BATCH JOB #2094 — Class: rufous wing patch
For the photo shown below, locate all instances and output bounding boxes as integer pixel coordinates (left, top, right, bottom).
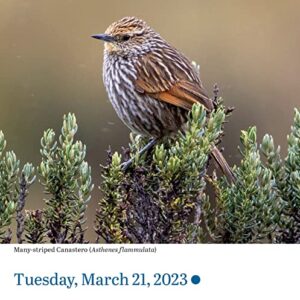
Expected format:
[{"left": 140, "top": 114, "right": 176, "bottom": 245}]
[{"left": 136, "top": 79, "right": 213, "bottom": 112}]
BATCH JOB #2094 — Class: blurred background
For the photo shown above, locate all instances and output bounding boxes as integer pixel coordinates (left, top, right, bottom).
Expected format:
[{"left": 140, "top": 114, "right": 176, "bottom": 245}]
[{"left": 1, "top": 0, "right": 299, "bottom": 241}]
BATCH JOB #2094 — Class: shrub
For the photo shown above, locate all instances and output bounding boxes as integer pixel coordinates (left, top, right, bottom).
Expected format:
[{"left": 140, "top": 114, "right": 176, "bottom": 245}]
[{"left": 0, "top": 99, "right": 299, "bottom": 244}]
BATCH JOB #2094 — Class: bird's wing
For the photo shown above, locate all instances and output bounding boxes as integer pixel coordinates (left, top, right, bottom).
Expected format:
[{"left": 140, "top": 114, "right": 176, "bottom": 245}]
[{"left": 134, "top": 50, "right": 213, "bottom": 111}]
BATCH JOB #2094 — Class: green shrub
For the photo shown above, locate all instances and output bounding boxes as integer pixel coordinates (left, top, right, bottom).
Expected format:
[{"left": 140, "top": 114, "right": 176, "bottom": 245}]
[{"left": 0, "top": 102, "right": 299, "bottom": 244}]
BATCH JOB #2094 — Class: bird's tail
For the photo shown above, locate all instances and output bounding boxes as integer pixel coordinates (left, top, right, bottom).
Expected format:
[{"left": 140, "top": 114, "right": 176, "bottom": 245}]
[{"left": 211, "top": 146, "right": 235, "bottom": 183}]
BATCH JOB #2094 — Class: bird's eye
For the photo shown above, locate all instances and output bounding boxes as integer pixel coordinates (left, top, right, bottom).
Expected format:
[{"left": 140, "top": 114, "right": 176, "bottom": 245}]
[{"left": 121, "top": 34, "right": 131, "bottom": 42}]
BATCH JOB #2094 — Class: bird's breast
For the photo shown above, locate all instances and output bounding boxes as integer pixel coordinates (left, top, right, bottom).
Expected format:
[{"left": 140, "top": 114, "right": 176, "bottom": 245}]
[{"left": 102, "top": 54, "right": 187, "bottom": 137}]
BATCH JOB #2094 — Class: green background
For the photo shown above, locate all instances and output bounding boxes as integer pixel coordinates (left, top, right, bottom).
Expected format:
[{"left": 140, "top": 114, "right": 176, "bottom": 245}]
[{"left": 0, "top": 0, "right": 299, "bottom": 241}]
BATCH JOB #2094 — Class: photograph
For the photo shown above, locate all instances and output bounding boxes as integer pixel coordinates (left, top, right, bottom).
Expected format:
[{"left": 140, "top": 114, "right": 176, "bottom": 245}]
[
  {"left": 1, "top": 1, "right": 300, "bottom": 299},
  {"left": 0, "top": 0, "right": 299, "bottom": 245}
]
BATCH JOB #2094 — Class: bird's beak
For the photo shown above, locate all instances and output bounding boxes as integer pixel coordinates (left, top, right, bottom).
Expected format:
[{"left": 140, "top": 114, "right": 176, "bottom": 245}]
[{"left": 91, "top": 34, "right": 115, "bottom": 43}]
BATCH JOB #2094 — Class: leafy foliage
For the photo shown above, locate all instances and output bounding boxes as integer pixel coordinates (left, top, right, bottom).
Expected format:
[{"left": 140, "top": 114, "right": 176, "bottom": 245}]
[
  {"left": 96, "top": 104, "right": 300, "bottom": 244},
  {"left": 39, "top": 113, "right": 94, "bottom": 243},
  {"left": 0, "top": 132, "right": 35, "bottom": 243},
  {"left": 16, "top": 164, "right": 36, "bottom": 243},
  {"left": 0, "top": 103, "right": 299, "bottom": 244},
  {"left": 96, "top": 104, "right": 228, "bottom": 243},
  {"left": 261, "top": 109, "right": 300, "bottom": 243},
  {"left": 0, "top": 131, "right": 19, "bottom": 239},
  {"left": 24, "top": 210, "right": 46, "bottom": 244},
  {"left": 204, "top": 127, "right": 281, "bottom": 243}
]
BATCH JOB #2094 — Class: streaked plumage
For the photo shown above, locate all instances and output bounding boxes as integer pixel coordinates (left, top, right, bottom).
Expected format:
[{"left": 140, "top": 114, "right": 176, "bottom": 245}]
[{"left": 92, "top": 16, "right": 234, "bottom": 180}]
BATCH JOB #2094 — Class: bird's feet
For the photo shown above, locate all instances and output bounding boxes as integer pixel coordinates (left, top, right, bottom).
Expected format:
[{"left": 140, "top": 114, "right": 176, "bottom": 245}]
[
  {"left": 121, "top": 158, "right": 134, "bottom": 171},
  {"left": 120, "top": 138, "right": 158, "bottom": 172}
]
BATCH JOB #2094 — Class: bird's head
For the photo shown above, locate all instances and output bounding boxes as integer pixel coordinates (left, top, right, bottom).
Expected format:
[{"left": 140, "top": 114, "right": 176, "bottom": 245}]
[{"left": 92, "top": 17, "right": 158, "bottom": 57}]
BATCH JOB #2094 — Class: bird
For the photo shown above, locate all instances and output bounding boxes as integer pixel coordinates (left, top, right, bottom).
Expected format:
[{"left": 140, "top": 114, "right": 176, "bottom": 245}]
[{"left": 92, "top": 16, "right": 234, "bottom": 181}]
